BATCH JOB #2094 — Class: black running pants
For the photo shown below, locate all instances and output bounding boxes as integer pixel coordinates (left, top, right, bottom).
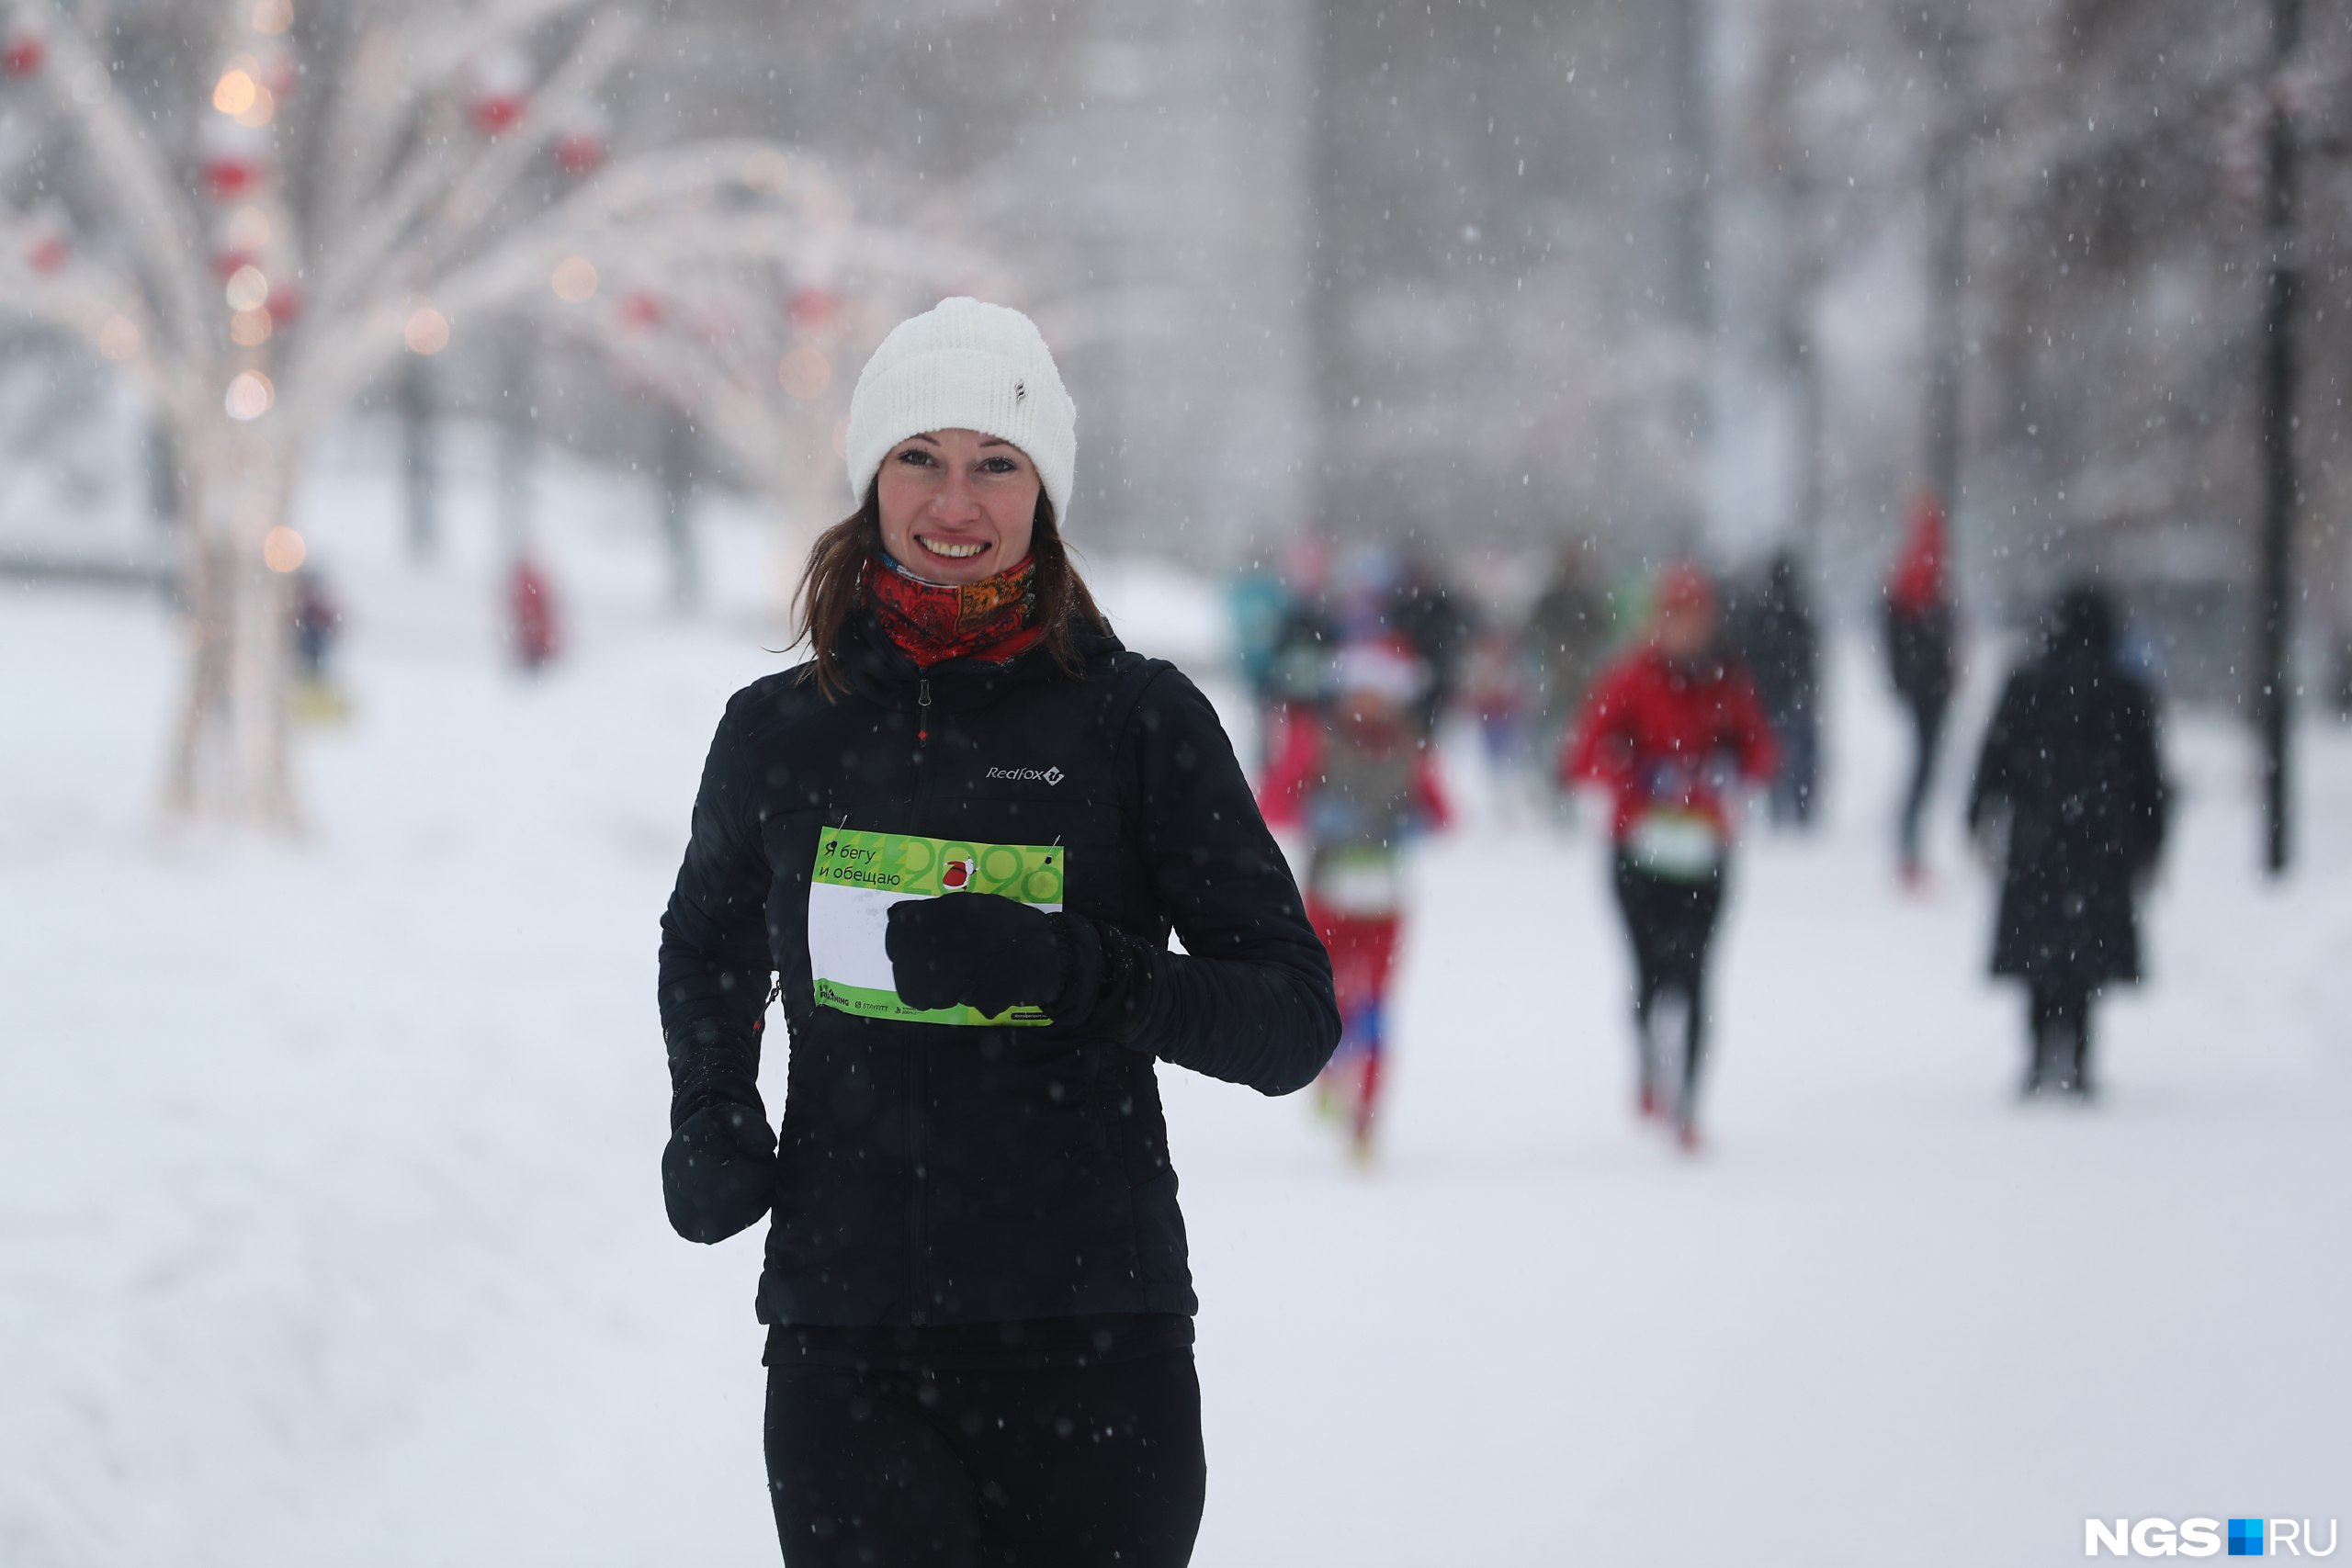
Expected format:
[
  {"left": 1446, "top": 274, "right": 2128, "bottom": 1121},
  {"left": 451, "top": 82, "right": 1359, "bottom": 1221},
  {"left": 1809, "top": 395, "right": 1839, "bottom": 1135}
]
[
  {"left": 1899, "top": 694, "right": 1948, "bottom": 872},
  {"left": 764, "top": 1350, "right": 1205, "bottom": 1567},
  {"left": 1612, "top": 855, "right": 1725, "bottom": 1104}
]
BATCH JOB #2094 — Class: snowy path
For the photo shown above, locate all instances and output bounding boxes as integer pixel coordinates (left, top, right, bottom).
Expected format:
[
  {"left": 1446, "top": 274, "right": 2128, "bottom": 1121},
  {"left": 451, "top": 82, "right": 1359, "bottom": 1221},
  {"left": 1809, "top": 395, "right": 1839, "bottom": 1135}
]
[{"left": 4, "top": 547, "right": 2348, "bottom": 1565}]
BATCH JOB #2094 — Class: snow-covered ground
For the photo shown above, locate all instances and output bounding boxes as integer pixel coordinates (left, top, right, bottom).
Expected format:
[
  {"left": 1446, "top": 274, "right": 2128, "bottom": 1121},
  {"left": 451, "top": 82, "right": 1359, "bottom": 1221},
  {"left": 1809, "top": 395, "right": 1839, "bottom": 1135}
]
[{"left": 4, "top": 446, "right": 2347, "bottom": 1565}]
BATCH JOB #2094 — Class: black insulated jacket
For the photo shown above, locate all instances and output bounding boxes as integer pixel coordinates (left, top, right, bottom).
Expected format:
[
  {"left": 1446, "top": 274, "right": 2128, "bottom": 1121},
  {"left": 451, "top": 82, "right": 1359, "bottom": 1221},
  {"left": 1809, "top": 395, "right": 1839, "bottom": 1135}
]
[{"left": 659, "top": 615, "right": 1339, "bottom": 1326}]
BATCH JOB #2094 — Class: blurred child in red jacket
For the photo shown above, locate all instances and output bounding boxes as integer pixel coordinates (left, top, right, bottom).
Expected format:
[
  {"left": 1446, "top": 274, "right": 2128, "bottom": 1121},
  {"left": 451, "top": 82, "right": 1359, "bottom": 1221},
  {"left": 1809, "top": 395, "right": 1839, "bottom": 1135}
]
[{"left": 1262, "top": 637, "right": 1452, "bottom": 1162}]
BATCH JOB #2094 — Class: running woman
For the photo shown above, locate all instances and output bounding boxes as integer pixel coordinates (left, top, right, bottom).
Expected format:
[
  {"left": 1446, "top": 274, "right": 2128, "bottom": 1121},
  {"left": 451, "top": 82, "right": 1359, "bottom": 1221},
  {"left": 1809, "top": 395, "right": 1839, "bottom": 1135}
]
[
  {"left": 1562, "top": 564, "right": 1775, "bottom": 1151},
  {"left": 657, "top": 299, "right": 1339, "bottom": 1566}
]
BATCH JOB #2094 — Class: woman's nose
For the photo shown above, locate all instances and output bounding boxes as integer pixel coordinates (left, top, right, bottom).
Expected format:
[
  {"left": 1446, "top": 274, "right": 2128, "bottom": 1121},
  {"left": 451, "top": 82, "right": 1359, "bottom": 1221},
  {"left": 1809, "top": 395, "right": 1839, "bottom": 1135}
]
[{"left": 928, "top": 468, "right": 980, "bottom": 522}]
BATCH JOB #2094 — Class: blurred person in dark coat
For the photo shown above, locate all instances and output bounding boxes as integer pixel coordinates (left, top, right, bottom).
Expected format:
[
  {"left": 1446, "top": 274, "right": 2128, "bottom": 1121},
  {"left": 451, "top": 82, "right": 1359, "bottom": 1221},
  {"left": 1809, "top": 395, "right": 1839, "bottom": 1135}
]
[
  {"left": 1728, "top": 549, "right": 1821, "bottom": 826},
  {"left": 1883, "top": 495, "right": 1958, "bottom": 885},
  {"left": 1525, "top": 543, "right": 1615, "bottom": 802},
  {"left": 1965, "top": 584, "right": 2169, "bottom": 1100},
  {"left": 288, "top": 567, "right": 352, "bottom": 726},
  {"left": 291, "top": 569, "right": 340, "bottom": 682},
  {"left": 1387, "top": 550, "right": 1475, "bottom": 737}
]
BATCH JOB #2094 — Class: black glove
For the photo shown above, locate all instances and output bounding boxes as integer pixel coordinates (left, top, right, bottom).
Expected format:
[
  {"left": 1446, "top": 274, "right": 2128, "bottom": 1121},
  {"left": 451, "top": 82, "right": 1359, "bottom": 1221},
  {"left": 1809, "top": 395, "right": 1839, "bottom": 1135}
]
[
  {"left": 886, "top": 892, "right": 1069, "bottom": 1018},
  {"left": 662, "top": 1100, "right": 777, "bottom": 1245}
]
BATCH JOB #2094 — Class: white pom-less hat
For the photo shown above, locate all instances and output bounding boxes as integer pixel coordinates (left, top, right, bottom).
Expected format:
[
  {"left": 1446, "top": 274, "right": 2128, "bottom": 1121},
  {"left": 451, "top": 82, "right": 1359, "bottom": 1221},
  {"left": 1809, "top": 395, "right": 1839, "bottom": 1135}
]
[{"left": 844, "top": 297, "right": 1078, "bottom": 528}]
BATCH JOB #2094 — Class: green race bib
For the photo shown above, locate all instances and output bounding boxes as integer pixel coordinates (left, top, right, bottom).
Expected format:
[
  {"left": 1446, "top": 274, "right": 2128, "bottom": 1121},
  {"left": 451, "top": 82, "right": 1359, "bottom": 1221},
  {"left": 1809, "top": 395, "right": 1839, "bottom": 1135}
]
[{"left": 808, "top": 828, "right": 1065, "bottom": 1026}]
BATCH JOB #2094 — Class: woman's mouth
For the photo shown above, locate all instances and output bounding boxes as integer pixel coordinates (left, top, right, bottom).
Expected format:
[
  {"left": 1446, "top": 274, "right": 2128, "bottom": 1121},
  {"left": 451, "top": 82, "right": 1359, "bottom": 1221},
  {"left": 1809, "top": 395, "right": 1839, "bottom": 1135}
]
[{"left": 917, "top": 536, "right": 989, "bottom": 562}]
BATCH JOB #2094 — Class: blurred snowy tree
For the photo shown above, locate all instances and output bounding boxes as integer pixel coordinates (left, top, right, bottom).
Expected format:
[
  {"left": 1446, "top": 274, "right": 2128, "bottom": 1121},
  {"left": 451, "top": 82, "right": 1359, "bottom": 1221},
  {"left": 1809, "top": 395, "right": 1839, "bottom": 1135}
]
[
  {"left": 1944, "top": 0, "right": 2350, "bottom": 702},
  {"left": 1741, "top": 0, "right": 2351, "bottom": 676},
  {"left": 0, "top": 0, "right": 982, "bottom": 828}
]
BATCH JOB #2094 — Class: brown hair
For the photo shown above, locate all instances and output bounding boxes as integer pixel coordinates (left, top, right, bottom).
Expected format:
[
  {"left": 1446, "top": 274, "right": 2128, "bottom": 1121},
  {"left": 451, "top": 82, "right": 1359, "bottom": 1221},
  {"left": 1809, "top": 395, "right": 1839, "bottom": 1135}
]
[{"left": 792, "top": 485, "right": 1111, "bottom": 697}]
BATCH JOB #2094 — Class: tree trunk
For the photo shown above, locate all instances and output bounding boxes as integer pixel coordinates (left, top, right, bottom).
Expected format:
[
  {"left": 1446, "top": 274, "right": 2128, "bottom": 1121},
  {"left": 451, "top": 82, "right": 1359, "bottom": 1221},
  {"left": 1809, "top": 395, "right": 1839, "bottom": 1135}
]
[
  {"left": 401, "top": 359, "right": 440, "bottom": 567},
  {"left": 160, "top": 419, "right": 300, "bottom": 832},
  {"left": 658, "top": 404, "right": 701, "bottom": 612}
]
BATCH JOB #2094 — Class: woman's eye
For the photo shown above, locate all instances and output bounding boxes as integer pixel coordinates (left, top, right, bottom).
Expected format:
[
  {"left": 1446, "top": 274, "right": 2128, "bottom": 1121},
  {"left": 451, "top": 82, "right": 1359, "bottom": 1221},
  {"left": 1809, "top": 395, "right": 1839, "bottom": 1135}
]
[
  {"left": 978, "top": 457, "right": 1018, "bottom": 475},
  {"left": 894, "top": 448, "right": 934, "bottom": 468}
]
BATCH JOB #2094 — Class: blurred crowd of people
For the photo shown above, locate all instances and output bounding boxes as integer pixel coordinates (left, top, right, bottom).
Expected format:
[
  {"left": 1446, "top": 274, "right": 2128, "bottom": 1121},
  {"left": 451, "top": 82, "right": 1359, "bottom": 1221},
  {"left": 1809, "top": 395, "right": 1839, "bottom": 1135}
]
[{"left": 1234, "top": 503, "right": 2169, "bottom": 1162}]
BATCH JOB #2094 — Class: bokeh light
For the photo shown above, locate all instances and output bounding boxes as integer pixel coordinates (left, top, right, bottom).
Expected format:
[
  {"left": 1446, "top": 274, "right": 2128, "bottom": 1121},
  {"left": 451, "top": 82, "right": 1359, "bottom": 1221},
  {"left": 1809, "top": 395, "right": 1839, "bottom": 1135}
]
[
  {"left": 224, "top": 265, "right": 270, "bottom": 311},
  {"left": 96, "top": 315, "right": 141, "bottom": 361},
  {"left": 261, "top": 525, "right": 306, "bottom": 573},
  {"left": 779, "top": 346, "right": 831, "bottom": 401},
  {"left": 224, "top": 369, "right": 274, "bottom": 421},
  {"left": 212, "top": 68, "right": 256, "bottom": 117},
  {"left": 550, "top": 256, "right": 599, "bottom": 303},
  {"left": 403, "top": 307, "right": 450, "bottom": 355}
]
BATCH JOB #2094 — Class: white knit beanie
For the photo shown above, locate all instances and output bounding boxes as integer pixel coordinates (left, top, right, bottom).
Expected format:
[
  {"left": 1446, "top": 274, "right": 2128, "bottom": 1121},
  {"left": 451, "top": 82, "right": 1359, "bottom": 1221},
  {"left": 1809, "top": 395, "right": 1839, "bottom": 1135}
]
[{"left": 844, "top": 298, "right": 1079, "bottom": 528}]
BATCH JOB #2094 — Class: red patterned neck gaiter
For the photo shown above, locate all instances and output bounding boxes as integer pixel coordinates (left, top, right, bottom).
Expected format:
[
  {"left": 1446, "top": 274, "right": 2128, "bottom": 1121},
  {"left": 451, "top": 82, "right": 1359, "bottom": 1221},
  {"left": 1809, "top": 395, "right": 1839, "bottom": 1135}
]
[{"left": 864, "top": 552, "right": 1047, "bottom": 670}]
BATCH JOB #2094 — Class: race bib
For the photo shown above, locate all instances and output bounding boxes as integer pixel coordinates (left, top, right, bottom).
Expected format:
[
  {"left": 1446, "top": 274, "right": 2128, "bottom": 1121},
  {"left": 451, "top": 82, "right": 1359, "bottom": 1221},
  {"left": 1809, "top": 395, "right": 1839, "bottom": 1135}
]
[
  {"left": 1311, "top": 847, "right": 1407, "bottom": 917},
  {"left": 1627, "top": 809, "right": 1724, "bottom": 881},
  {"left": 808, "top": 828, "right": 1064, "bottom": 1026}
]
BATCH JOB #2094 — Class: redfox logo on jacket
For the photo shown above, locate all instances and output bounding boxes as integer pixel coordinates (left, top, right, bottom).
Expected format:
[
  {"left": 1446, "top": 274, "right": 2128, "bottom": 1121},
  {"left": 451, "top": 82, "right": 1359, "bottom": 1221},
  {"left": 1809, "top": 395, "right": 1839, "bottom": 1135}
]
[{"left": 987, "top": 765, "right": 1064, "bottom": 785}]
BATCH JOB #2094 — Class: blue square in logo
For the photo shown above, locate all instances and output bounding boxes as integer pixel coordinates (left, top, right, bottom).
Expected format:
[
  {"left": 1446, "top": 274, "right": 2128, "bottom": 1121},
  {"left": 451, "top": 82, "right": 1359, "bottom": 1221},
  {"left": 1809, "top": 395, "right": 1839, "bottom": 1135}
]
[{"left": 2229, "top": 1518, "right": 2266, "bottom": 1556}]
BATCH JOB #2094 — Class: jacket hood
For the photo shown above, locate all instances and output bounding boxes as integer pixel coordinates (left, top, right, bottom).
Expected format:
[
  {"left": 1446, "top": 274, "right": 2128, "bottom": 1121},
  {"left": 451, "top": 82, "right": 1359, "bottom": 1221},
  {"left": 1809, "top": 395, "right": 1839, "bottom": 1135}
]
[
  {"left": 1889, "top": 495, "right": 1948, "bottom": 615},
  {"left": 2046, "top": 584, "right": 2119, "bottom": 662}
]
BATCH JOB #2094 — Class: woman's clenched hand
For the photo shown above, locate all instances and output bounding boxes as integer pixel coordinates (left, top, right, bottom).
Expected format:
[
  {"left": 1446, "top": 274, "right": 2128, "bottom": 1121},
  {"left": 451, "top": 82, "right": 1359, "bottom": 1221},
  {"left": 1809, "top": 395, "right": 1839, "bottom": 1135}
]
[
  {"left": 662, "top": 1101, "right": 778, "bottom": 1245},
  {"left": 886, "top": 892, "right": 1069, "bottom": 1019}
]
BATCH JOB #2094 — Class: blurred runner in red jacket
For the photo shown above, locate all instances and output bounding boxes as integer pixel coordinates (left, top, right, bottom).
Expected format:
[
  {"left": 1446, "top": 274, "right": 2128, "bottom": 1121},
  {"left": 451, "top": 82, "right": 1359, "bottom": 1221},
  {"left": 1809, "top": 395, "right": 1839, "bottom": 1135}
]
[{"left": 1563, "top": 565, "right": 1774, "bottom": 1151}]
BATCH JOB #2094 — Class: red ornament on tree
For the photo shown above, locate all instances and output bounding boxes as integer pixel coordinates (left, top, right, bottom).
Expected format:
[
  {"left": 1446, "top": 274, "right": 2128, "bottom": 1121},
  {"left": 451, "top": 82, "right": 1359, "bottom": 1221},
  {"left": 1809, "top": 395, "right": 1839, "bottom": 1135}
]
[
  {"left": 552, "top": 128, "right": 606, "bottom": 175},
  {"left": 467, "top": 49, "right": 531, "bottom": 137},
  {"left": 205, "top": 155, "right": 265, "bottom": 200},
  {"left": 3, "top": 28, "right": 44, "bottom": 78},
  {"left": 617, "top": 290, "right": 664, "bottom": 332},
  {"left": 551, "top": 107, "right": 609, "bottom": 176},
  {"left": 25, "top": 228, "right": 68, "bottom": 275},
  {"left": 200, "top": 121, "right": 273, "bottom": 202},
  {"left": 788, "top": 285, "right": 842, "bottom": 333}
]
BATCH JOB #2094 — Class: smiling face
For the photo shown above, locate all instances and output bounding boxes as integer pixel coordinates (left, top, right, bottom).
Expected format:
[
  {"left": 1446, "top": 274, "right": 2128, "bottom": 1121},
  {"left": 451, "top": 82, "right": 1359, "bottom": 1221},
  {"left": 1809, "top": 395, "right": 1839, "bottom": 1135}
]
[{"left": 874, "top": 428, "right": 1042, "bottom": 585}]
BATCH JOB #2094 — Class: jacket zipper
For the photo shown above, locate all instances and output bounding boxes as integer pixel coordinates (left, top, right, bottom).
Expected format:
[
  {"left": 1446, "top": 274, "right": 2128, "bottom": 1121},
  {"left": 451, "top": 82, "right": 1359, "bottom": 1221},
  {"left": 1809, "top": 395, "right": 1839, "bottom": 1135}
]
[{"left": 908, "top": 675, "right": 932, "bottom": 1320}]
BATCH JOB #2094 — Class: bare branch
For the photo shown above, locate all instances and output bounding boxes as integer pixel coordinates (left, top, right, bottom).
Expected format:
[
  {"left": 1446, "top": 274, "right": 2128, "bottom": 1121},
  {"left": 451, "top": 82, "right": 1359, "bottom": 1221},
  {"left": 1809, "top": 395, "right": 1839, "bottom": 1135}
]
[
  {"left": 7, "top": 0, "right": 215, "bottom": 364},
  {"left": 307, "top": 6, "right": 637, "bottom": 335},
  {"left": 313, "top": 0, "right": 600, "bottom": 243},
  {"left": 0, "top": 242, "right": 179, "bottom": 414},
  {"left": 390, "top": 9, "right": 642, "bottom": 289}
]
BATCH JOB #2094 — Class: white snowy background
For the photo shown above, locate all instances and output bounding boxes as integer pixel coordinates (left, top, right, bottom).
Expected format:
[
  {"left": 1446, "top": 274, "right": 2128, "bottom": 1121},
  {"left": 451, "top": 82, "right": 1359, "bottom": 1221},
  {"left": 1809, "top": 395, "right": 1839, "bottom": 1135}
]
[{"left": 3, "top": 442, "right": 2347, "bottom": 1566}]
